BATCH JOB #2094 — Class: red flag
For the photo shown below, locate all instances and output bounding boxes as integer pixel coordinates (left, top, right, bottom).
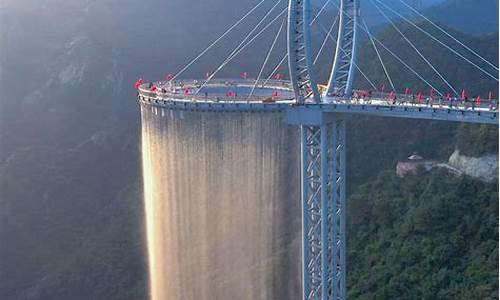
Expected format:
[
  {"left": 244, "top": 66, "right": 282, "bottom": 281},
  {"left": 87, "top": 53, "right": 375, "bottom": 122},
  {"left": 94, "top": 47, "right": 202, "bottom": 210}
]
[
  {"left": 404, "top": 88, "right": 411, "bottom": 95},
  {"left": 134, "top": 78, "right": 144, "bottom": 89},
  {"left": 166, "top": 74, "right": 174, "bottom": 81},
  {"left": 273, "top": 89, "right": 279, "bottom": 97},
  {"left": 184, "top": 88, "right": 190, "bottom": 95},
  {"left": 361, "top": 90, "right": 367, "bottom": 98},
  {"left": 475, "top": 95, "right": 481, "bottom": 105},
  {"left": 417, "top": 92, "right": 424, "bottom": 102},
  {"left": 241, "top": 72, "right": 248, "bottom": 80},
  {"left": 227, "top": 89, "right": 234, "bottom": 97},
  {"left": 274, "top": 73, "right": 282, "bottom": 80}
]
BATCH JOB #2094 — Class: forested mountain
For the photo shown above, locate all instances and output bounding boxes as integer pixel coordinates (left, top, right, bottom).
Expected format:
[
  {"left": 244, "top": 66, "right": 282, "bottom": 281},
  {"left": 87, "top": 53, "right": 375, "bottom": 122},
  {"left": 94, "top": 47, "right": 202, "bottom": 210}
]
[
  {"left": 0, "top": 0, "right": 497, "bottom": 299},
  {"left": 348, "top": 170, "right": 498, "bottom": 299},
  {"left": 340, "top": 17, "right": 499, "bottom": 299}
]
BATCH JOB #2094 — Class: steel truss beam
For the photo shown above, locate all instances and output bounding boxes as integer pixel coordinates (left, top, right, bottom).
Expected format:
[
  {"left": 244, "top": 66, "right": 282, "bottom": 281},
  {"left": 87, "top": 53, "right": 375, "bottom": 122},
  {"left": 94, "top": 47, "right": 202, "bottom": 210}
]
[
  {"left": 301, "top": 116, "right": 346, "bottom": 300},
  {"left": 288, "top": 0, "right": 321, "bottom": 104},
  {"left": 326, "top": 0, "right": 360, "bottom": 97}
]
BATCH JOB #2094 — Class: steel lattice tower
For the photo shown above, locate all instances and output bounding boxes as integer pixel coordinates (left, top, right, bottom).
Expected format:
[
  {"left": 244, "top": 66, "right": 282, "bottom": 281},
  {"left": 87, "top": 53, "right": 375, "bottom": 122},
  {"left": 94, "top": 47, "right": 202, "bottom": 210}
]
[{"left": 288, "top": 0, "right": 359, "bottom": 299}]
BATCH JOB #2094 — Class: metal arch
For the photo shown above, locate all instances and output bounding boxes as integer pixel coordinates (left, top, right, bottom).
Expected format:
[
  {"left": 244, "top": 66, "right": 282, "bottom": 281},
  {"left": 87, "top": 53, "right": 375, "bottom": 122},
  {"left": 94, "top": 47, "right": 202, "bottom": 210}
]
[
  {"left": 326, "top": 0, "right": 360, "bottom": 97},
  {"left": 288, "top": 0, "right": 321, "bottom": 104}
]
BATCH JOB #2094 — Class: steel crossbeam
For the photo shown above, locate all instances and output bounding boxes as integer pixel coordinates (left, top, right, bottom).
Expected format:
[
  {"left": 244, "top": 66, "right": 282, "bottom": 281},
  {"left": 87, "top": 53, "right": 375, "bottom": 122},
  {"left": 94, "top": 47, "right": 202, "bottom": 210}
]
[{"left": 300, "top": 116, "right": 346, "bottom": 300}]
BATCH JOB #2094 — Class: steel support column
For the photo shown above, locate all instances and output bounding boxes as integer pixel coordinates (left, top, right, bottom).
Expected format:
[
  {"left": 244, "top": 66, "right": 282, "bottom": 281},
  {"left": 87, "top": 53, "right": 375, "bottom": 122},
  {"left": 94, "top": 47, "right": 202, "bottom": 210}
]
[{"left": 300, "top": 116, "right": 346, "bottom": 300}]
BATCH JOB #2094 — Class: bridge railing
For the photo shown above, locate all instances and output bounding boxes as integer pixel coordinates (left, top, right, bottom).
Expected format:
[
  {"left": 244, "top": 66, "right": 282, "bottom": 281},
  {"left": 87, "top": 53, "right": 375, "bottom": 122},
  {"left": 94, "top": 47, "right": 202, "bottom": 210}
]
[
  {"left": 138, "top": 79, "right": 295, "bottom": 103},
  {"left": 343, "top": 90, "right": 499, "bottom": 111},
  {"left": 148, "top": 79, "right": 293, "bottom": 90}
]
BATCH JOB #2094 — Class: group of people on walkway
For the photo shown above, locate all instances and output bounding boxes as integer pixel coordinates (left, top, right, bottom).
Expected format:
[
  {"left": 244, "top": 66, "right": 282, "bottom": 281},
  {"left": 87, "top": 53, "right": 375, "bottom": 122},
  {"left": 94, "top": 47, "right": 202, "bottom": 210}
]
[{"left": 350, "top": 89, "right": 498, "bottom": 111}]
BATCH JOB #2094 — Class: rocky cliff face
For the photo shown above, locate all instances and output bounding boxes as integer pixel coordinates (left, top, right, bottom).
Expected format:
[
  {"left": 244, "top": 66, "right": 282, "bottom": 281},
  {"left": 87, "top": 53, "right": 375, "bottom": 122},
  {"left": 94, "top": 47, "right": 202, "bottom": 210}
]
[{"left": 448, "top": 150, "right": 499, "bottom": 182}]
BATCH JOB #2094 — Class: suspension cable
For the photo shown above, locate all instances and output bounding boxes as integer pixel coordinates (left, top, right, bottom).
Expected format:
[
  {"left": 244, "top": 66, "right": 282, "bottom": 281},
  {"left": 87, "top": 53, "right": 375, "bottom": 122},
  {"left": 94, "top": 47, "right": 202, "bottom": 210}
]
[
  {"left": 172, "top": 0, "right": 267, "bottom": 81},
  {"left": 262, "top": 53, "right": 288, "bottom": 86},
  {"left": 196, "top": 7, "right": 288, "bottom": 94},
  {"left": 361, "top": 20, "right": 442, "bottom": 94},
  {"left": 372, "top": 0, "right": 498, "bottom": 81},
  {"left": 318, "top": 23, "right": 377, "bottom": 90},
  {"left": 370, "top": 0, "right": 459, "bottom": 95},
  {"left": 363, "top": 20, "right": 396, "bottom": 91},
  {"left": 249, "top": 17, "right": 286, "bottom": 99},
  {"left": 195, "top": 1, "right": 283, "bottom": 90},
  {"left": 350, "top": 60, "right": 378, "bottom": 91},
  {"left": 329, "top": 0, "right": 442, "bottom": 93},
  {"left": 310, "top": 0, "right": 333, "bottom": 25},
  {"left": 225, "top": 0, "right": 283, "bottom": 60},
  {"left": 397, "top": 0, "right": 499, "bottom": 72},
  {"left": 314, "top": 14, "right": 339, "bottom": 64}
]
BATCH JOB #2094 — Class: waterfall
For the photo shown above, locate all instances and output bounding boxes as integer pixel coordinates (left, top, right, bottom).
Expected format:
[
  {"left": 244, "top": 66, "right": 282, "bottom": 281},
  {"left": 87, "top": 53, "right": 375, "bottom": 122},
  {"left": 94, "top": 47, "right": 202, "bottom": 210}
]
[{"left": 140, "top": 105, "right": 301, "bottom": 300}]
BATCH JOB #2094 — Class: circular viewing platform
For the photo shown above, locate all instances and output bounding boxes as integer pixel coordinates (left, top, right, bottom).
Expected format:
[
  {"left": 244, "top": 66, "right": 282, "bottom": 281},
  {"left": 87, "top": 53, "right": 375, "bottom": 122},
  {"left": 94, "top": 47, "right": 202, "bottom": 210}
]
[{"left": 138, "top": 79, "right": 296, "bottom": 112}]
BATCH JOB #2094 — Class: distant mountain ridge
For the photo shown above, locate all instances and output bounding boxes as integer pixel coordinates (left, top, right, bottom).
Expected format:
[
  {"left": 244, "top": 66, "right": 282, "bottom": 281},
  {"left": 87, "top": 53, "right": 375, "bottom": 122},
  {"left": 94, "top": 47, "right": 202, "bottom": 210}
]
[
  {"left": 424, "top": 0, "right": 498, "bottom": 34},
  {"left": 349, "top": 0, "right": 498, "bottom": 35}
]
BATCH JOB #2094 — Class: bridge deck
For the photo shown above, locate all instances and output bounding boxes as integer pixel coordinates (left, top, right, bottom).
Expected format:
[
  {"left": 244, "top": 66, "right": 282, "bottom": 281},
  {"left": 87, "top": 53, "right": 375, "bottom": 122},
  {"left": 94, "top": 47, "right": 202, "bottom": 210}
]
[{"left": 137, "top": 80, "right": 498, "bottom": 124}]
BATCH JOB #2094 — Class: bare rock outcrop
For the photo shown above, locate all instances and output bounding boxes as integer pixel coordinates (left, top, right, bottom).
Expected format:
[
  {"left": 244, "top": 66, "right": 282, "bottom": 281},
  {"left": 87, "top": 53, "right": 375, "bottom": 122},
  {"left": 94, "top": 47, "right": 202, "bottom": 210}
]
[{"left": 448, "top": 150, "right": 499, "bottom": 182}]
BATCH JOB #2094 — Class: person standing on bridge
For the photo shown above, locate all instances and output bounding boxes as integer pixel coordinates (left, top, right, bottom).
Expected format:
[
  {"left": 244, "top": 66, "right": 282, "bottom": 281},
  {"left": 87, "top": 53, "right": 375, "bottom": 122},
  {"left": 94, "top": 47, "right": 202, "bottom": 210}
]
[
  {"left": 404, "top": 87, "right": 411, "bottom": 104},
  {"left": 429, "top": 89, "right": 437, "bottom": 107},
  {"left": 488, "top": 92, "right": 496, "bottom": 111},
  {"left": 438, "top": 95, "right": 444, "bottom": 107},
  {"left": 461, "top": 89, "right": 469, "bottom": 108},
  {"left": 448, "top": 95, "right": 453, "bottom": 108},
  {"left": 353, "top": 90, "right": 359, "bottom": 103},
  {"left": 489, "top": 92, "right": 498, "bottom": 111},
  {"left": 388, "top": 91, "right": 396, "bottom": 105}
]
